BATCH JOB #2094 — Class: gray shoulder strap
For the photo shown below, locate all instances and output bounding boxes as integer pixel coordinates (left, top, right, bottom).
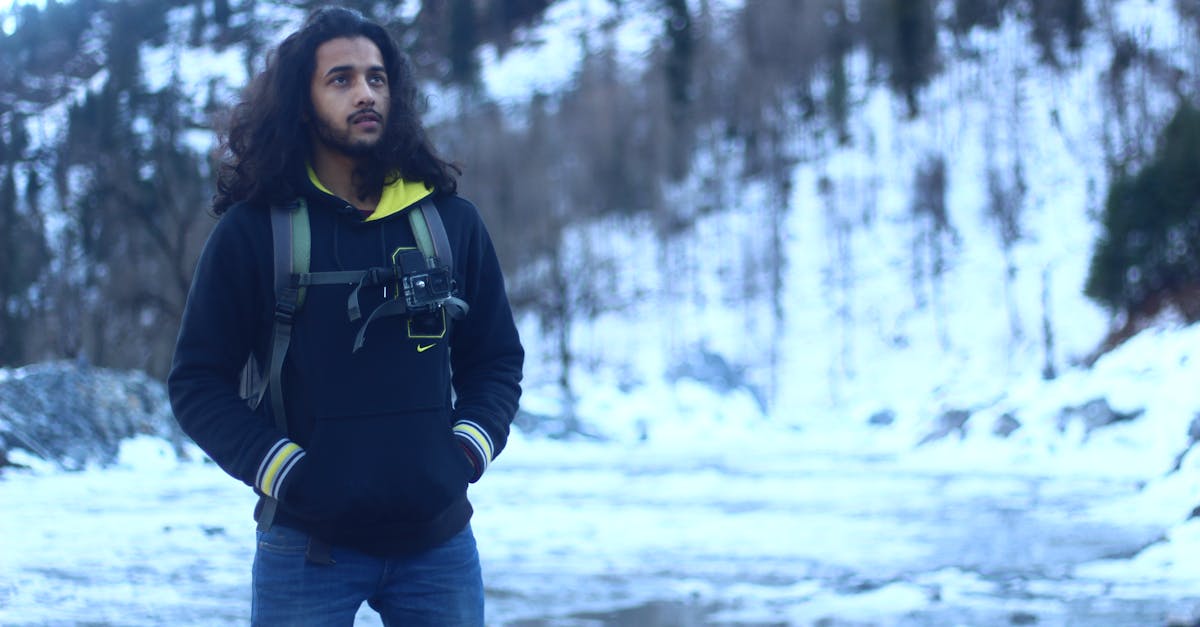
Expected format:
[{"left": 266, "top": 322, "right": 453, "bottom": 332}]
[
  {"left": 255, "top": 199, "right": 308, "bottom": 533},
  {"left": 409, "top": 196, "right": 453, "bottom": 274}
]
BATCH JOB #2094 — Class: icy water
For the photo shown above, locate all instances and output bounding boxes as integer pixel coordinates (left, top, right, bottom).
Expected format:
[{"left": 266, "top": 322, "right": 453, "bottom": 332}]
[
  {"left": 0, "top": 443, "right": 1194, "bottom": 626},
  {"left": 475, "top": 448, "right": 1193, "bottom": 626}
]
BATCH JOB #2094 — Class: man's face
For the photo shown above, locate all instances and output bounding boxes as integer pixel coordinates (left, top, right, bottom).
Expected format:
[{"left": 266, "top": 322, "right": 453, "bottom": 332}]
[{"left": 308, "top": 36, "right": 391, "bottom": 158}]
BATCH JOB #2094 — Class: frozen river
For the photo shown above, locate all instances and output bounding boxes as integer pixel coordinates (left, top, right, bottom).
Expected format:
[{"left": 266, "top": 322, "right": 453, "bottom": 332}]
[{"left": 0, "top": 436, "right": 1195, "bottom": 626}]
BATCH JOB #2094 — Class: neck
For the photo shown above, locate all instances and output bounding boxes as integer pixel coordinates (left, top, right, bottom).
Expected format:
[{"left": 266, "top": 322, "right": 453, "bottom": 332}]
[{"left": 309, "top": 146, "right": 379, "bottom": 213}]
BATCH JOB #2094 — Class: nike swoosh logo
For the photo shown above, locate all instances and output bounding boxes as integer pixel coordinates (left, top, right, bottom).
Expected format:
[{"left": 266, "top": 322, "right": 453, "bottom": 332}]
[{"left": 417, "top": 343, "right": 436, "bottom": 353}]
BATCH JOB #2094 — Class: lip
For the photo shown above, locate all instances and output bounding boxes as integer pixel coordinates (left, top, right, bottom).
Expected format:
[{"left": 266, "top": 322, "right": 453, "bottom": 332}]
[{"left": 350, "top": 111, "right": 382, "bottom": 126}]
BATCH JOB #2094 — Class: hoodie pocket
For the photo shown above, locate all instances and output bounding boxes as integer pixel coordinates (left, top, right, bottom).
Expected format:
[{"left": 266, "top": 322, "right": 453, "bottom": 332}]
[{"left": 288, "top": 408, "right": 470, "bottom": 525}]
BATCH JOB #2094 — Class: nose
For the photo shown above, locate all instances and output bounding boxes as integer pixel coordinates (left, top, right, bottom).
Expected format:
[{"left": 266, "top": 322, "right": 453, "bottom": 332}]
[{"left": 354, "top": 78, "right": 375, "bottom": 108}]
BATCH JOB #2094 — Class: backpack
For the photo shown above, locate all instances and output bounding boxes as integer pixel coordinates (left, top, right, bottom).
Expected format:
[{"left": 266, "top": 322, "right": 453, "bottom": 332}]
[{"left": 241, "top": 196, "right": 467, "bottom": 530}]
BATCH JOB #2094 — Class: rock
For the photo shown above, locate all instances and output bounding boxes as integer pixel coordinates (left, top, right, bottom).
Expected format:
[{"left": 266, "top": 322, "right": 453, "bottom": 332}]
[
  {"left": 1171, "top": 413, "right": 1200, "bottom": 473},
  {"left": 666, "top": 347, "right": 767, "bottom": 412},
  {"left": 512, "top": 407, "right": 605, "bottom": 441},
  {"left": 1055, "top": 398, "right": 1143, "bottom": 437},
  {"left": 993, "top": 412, "right": 1021, "bottom": 438},
  {"left": 0, "top": 361, "right": 185, "bottom": 471},
  {"left": 868, "top": 409, "right": 896, "bottom": 426},
  {"left": 918, "top": 409, "right": 971, "bottom": 445},
  {"left": 1009, "top": 610, "right": 1039, "bottom": 624},
  {"left": 1188, "top": 413, "right": 1200, "bottom": 443}
]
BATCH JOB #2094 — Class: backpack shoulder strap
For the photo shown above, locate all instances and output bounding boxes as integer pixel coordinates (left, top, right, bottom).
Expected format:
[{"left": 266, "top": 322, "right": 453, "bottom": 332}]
[
  {"left": 408, "top": 196, "right": 468, "bottom": 319},
  {"left": 408, "top": 196, "right": 447, "bottom": 271},
  {"left": 242, "top": 200, "right": 298, "bottom": 413},
  {"left": 247, "top": 199, "right": 308, "bottom": 416},
  {"left": 263, "top": 199, "right": 306, "bottom": 432},
  {"left": 254, "top": 198, "right": 309, "bottom": 532},
  {"left": 266, "top": 196, "right": 313, "bottom": 306}
]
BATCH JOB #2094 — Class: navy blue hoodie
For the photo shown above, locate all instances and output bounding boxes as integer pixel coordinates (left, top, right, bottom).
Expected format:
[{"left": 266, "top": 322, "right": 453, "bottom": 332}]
[{"left": 168, "top": 177, "right": 523, "bottom": 555}]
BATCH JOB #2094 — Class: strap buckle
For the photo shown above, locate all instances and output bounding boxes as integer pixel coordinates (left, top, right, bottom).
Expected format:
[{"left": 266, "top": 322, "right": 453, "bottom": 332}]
[
  {"left": 363, "top": 266, "right": 400, "bottom": 287},
  {"left": 274, "top": 290, "right": 299, "bottom": 324}
]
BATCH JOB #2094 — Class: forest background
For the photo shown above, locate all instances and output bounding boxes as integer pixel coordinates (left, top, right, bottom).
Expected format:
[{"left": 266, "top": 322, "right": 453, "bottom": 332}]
[{"left": 1, "top": 0, "right": 1198, "bottom": 419}]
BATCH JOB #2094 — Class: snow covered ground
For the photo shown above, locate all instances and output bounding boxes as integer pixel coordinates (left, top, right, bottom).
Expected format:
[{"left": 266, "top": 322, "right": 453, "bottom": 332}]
[
  {"left": 2, "top": 321, "right": 1200, "bottom": 626},
  {"left": 0, "top": 433, "right": 1194, "bottom": 626}
]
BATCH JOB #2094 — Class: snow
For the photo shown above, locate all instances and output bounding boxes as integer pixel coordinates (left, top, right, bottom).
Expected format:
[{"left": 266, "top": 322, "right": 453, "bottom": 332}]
[
  {"left": 3, "top": 340, "right": 1199, "bottom": 623},
  {"left": 481, "top": 0, "right": 664, "bottom": 103},
  {"left": 3, "top": 0, "right": 1200, "bottom": 624}
]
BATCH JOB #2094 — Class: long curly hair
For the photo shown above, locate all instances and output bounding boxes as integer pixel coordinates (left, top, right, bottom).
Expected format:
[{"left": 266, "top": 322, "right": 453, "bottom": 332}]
[{"left": 212, "top": 6, "right": 458, "bottom": 215}]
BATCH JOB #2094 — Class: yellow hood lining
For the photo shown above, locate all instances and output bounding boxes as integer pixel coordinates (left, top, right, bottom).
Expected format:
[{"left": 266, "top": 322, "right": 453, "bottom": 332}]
[{"left": 306, "top": 165, "right": 432, "bottom": 221}]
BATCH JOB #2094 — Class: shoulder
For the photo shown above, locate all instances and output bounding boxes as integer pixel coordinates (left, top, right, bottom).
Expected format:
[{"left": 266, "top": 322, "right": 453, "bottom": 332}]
[
  {"left": 204, "top": 200, "right": 274, "bottom": 256},
  {"left": 217, "top": 199, "right": 270, "bottom": 228},
  {"left": 430, "top": 192, "right": 480, "bottom": 220},
  {"left": 429, "top": 193, "right": 488, "bottom": 235},
  {"left": 222, "top": 199, "right": 279, "bottom": 231}
]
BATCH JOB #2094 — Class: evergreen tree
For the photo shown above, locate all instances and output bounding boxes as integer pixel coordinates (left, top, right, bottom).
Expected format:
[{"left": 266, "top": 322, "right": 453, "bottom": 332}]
[
  {"left": 949, "top": 0, "right": 1011, "bottom": 35},
  {"left": 661, "top": 0, "right": 693, "bottom": 179},
  {"left": 0, "top": 117, "right": 48, "bottom": 365},
  {"left": 863, "top": 0, "right": 940, "bottom": 117},
  {"left": 825, "top": 1, "right": 853, "bottom": 145},
  {"left": 1086, "top": 102, "right": 1200, "bottom": 322},
  {"left": 1029, "top": 0, "right": 1088, "bottom": 67},
  {"left": 447, "top": 0, "right": 480, "bottom": 85},
  {"left": 0, "top": 165, "right": 25, "bottom": 364}
]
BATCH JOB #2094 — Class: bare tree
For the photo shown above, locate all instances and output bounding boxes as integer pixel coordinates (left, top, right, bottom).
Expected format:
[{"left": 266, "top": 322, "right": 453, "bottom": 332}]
[
  {"left": 820, "top": 175, "right": 854, "bottom": 391},
  {"left": 983, "top": 71, "right": 1028, "bottom": 353},
  {"left": 910, "top": 154, "right": 958, "bottom": 349}
]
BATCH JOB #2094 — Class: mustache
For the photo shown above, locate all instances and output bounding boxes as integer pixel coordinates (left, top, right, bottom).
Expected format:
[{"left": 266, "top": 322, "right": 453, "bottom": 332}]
[{"left": 348, "top": 109, "right": 383, "bottom": 124}]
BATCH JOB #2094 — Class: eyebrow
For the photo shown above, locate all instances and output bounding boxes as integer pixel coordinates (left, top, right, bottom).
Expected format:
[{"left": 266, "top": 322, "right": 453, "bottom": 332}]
[{"left": 323, "top": 64, "right": 387, "bottom": 77}]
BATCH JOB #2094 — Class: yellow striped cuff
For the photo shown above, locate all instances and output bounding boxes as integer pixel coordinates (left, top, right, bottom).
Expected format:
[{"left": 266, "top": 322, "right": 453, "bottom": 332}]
[
  {"left": 256, "top": 439, "right": 305, "bottom": 498},
  {"left": 453, "top": 420, "right": 494, "bottom": 474}
]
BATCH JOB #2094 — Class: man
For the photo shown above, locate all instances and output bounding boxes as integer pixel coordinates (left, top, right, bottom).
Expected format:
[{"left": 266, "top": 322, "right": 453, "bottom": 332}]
[{"left": 168, "top": 7, "right": 523, "bottom": 625}]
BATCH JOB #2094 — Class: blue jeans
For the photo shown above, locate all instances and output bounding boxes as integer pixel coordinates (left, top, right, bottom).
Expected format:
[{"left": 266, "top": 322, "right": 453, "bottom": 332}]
[{"left": 251, "top": 523, "right": 484, "bottom": 626}]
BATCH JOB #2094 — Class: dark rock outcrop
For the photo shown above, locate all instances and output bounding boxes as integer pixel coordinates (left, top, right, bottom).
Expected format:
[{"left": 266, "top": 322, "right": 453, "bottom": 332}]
[{"left": 0, "top": 361, "right": 185, "bottom": 471}]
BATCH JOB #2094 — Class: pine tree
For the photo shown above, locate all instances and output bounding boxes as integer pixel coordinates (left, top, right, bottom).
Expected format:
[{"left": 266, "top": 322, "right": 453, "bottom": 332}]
[
  {"left": 447, "top": 0, "right": 479, "bottom": 85},
  {"left": 662, "top": 0, "right": 693, "bottom": 179},
  {"left": 1086, "top": 103, "right": 1200, "bottom": 323},
  {"left": 0, "top": 116, "right": 48, "bottom": 365},
  {"left": 863, "top": 0, "right": 940, "bottom": 117}
]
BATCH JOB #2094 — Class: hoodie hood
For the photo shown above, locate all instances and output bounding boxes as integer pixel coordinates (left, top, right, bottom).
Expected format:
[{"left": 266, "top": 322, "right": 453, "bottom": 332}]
[{"left": 306, "top": 164, "right": 433, "bottom": 221}]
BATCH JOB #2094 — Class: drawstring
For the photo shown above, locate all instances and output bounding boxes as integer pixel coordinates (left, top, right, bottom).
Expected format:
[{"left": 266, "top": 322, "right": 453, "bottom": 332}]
[
  {"left": 332, "top": 216, "right": 345, "bottom": 271},
  {"left": 379, "top": 222, "right": 388, "bottom": 296}
]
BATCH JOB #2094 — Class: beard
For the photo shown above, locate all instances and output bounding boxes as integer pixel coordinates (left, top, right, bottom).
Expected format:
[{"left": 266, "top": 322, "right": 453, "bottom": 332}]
[{"left": 311, "top": 110, "right": 385, "bottom": 158}]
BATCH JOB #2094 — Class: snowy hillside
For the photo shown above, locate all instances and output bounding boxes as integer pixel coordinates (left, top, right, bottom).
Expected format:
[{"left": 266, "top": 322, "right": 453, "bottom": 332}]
[{"left": 508, "top": 0, "right": 1185, "bottom": 419}]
